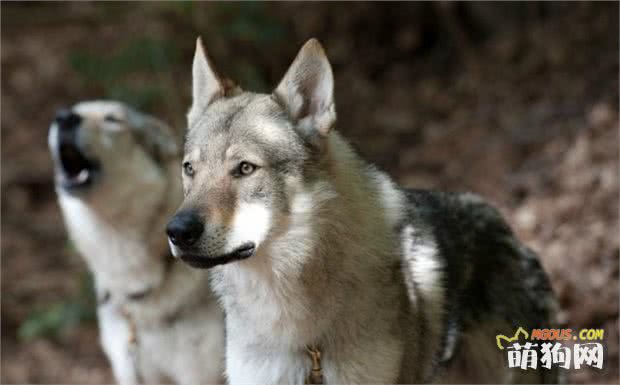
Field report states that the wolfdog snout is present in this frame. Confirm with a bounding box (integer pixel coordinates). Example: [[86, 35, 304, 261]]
[[55, 109, 82, 131], [166, 210, 204, 248], [54, 109, 82, 147]]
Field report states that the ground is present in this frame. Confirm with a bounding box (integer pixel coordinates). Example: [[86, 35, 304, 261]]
[[1, 2, 618, 384]]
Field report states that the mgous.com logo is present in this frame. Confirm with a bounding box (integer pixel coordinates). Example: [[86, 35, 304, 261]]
[[496, 327, 605, 370]]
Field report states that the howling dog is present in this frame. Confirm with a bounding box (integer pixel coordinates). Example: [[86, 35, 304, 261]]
[[49, 101, 224, 384], [167, 38, 558, 383]]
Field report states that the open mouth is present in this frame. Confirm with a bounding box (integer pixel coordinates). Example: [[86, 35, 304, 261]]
[[179, 243, 256, 269], [57, 142, 99, 190]]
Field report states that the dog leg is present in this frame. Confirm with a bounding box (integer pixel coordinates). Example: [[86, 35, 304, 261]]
[[98, 304, 140, 385]]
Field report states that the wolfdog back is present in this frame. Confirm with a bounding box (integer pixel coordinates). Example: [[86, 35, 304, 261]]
[[399, 189, 558, 382]]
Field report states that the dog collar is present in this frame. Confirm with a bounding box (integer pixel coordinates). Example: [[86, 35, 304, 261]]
[[305, 345, 324, 384], [120, 305, 144, 384]]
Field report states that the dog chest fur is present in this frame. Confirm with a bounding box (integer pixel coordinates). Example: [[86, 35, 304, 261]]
[[210, 133, 426, 383]]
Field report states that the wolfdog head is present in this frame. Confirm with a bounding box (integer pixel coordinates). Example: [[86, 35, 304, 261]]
[[166, 38, 337, 269], [49, 101, 184, 296], [48, 101, 179, 212]]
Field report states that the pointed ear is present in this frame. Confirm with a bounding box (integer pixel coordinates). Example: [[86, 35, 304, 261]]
[[274, 39, 336, 137], [127, 108, 181, 164], [188, 37, 223, 125]]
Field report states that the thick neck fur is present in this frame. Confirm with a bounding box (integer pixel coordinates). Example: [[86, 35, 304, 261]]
[[58, 160, 210, 323], [212, 132, 408, 352]]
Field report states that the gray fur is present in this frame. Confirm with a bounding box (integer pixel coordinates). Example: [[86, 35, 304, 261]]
[[49, 101, 224, 385], [172, 38, 558, 384]]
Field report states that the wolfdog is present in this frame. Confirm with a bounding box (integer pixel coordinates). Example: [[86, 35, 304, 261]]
[[49, 101, 224, 384], [167, 38, 558, 384]]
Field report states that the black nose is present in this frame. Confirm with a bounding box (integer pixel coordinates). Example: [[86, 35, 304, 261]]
[[166, 211, 204, 248], [55, 109, 82, 130]]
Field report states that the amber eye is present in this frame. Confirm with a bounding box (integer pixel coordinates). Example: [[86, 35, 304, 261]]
[[237, 161, 257, 176], [183, 161, 194, 177]]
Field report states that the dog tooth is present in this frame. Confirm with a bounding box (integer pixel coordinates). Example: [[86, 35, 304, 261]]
[[76, 169, 89, 183]]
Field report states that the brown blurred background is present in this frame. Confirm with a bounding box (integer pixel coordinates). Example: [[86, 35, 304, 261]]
[[1, 2, 618, 384]]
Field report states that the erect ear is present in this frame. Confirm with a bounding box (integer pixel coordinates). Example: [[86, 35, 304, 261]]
[[274, 38, 336, 137], [128, 108, 181, 164], [188, 37, 224, 125]]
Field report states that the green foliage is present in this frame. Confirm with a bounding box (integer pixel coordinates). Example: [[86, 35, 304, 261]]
[[218, 2, 286, 45], [209, 2, 287, 91], [69, 38, 179, 110], [105, 85, 167, 113], [156, 0, 196, 17], [70, 38, 176, 80], [66, 3, 288, 107], [18, 274, 97, 341]]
